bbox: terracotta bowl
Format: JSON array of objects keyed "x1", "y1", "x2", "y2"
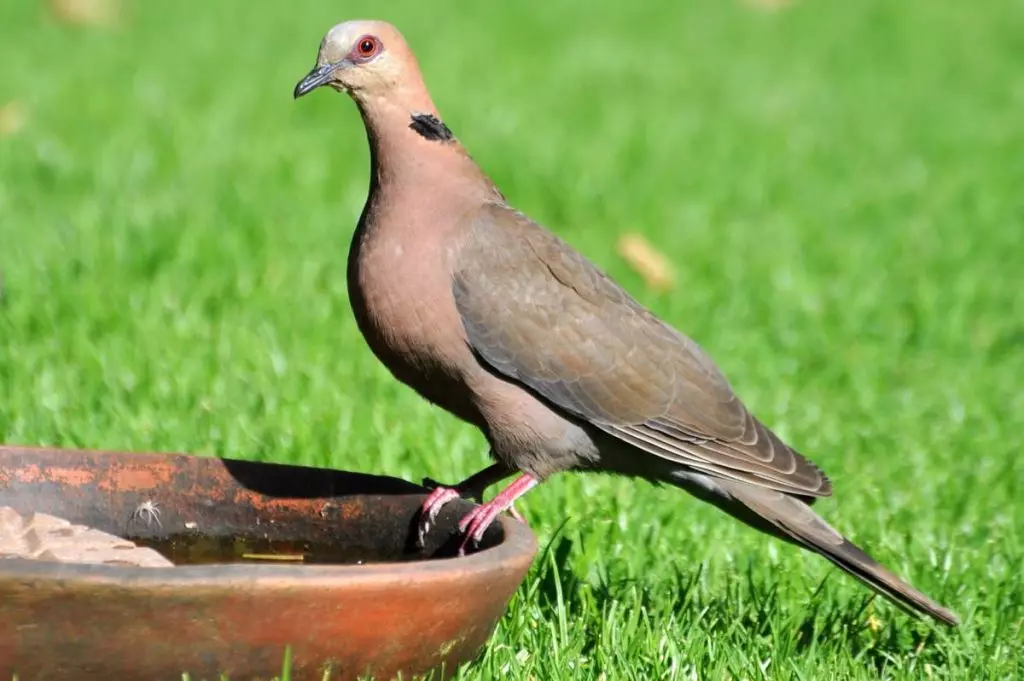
[{"x1": 0, "y1": 446, "x2": 537, "y2": 680}]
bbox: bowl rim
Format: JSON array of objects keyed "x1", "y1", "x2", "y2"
[{"x1": 0, "y1": 445, "x2": 539, "y2": 587}]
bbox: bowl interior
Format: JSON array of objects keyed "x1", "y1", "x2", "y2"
[{"x1": 0, "y1": 446, "x2": 503, "y2": 566}]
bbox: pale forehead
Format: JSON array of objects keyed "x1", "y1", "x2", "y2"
[{"x1": 320, "y1": 20, "x2": 400, "y2": 59}]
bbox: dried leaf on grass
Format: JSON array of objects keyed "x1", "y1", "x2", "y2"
[
  {"x1": 0, "y1": 101, "x2": 28, "y2": 138},
  {"x1": 616, "y1": 233, "x2": 675, "y2": 292},
  {"x1": 742, "y1": 0, "x2": 797, "y2": 12},
  {"x1": 48, "y1": 0, "x2": 124, "y2": 28}
]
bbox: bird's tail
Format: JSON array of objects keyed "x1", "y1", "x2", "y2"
[{"x1": 708, "y1": 479, "x2": 959, "y2": 626}]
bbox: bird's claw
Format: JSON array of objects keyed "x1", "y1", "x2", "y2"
[
  {"x1": 419, "y1": 471, "x2": 534, "y2": 552},
  {"x1": 456, "y1": 502, "x2": 505, "y2": 556},
  {"x1": 506, "y1": 502, "x2": 526, "y2": 524},
  {"x1": 416, "y1": 485, "x2": 461, "y2": 548}
]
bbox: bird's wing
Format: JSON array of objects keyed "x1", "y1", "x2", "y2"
[{"x1": 452, "y1": 203, "x2": 831, "y2": 497}]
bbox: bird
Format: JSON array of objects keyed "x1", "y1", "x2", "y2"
[{"x1": 292, "y1": 19, "x2": 958, "y2": 626}]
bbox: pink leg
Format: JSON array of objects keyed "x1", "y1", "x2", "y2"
[
  {"x1": 457, "y1": 474, "x2": 538, "y2": 555},
  {"x1": 417, "y1": 463, "x2": 514, "y2": 547}
]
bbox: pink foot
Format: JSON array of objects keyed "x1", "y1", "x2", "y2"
[
  {"x1": 457, "y1": 474, "x2": 537, "y2": 555},
  {"x1": 417, "y1": 485, "x2": 461, "y2": 548},
  {"x1": 416, "y1": 463, "x2": 515, "y2": 548}
]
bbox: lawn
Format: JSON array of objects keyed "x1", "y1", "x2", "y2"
[{"x1": 1, "y1": 0, "x2": 1022, "y2": 678}]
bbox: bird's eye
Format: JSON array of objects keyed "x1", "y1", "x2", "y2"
[{"x1": 354, "y1": 35, "x2": 380, "y2": 59}]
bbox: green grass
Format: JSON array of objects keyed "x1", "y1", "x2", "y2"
[{"x1": 2, "y1": 0, "x2": 1022, "y2": 678}]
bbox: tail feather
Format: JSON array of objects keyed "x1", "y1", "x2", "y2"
[
  {"x1": 803, "y1": 533, "x2": 959, "y2": 626},
  {"x1": 683, "y1": 474, "x2": 959, "y2": 626}
]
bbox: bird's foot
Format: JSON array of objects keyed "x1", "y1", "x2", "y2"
[
  {"x1": 457, "y1": 474, "x2": 538, "y2": 556},
  {"x1": 416, "y1": 463, "x2": 517, "y2": 548},
  {"x1": 425, "y1": 475, "x2": 526, "y2": 523},
  {"x1": 417, "y1": 479, "x2": 528, "y2": 548},
  {"x1": 417, "y1": 484, "x2": 462, "y2": 548}
]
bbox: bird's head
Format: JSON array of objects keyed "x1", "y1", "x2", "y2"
[{"x1": 293, "y1": 20, "x2": 415, "y2": 101}]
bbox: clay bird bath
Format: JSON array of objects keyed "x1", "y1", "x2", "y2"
[{"x1": 0, "y1": 445, "x2": 537, "y2": 680}]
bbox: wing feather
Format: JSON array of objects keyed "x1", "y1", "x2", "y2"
[{"x1": 453, "y1": 203, "x2": 831, "y2": 497}]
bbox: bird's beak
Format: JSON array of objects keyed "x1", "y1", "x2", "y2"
[{"x1": 293, "y1": 63, "x2": 337, "y2": 99}]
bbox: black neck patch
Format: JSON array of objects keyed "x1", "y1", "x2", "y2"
[{"x1": 409, "y1": 113, "x2": 453, "y2": 142}]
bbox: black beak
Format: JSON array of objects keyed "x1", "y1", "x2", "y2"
[{"x1": 293, "y1": 63, "x2": 336, "y2": 99}]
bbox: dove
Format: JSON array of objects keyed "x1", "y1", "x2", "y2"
[{"x1": 293, "y1": 19, "x2": 957, "y2": 626}]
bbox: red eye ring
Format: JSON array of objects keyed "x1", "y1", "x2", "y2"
[{"x1": 354, "y1": 35, "x2": 380, "y2": 60}]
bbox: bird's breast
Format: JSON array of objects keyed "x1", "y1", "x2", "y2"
[{"x1": 346, "y1": 218, "x2": 481, "y2": 423}]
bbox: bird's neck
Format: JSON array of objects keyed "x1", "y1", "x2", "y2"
[{"x1": 355, "y1": 94, "x2": 497, "y2": 200}]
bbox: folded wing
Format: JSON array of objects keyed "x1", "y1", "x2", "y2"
[{"x1": 453, "y1": 203, "x2": 831, "y2": 498}]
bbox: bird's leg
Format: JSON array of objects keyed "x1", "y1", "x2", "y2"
[
  {"x1": 422, "y1": 461, "x2": 512, "y2": 502},
  {"x1": 430, "y1": 460, "x2": 528, "y2": 521},
  {"x1": 422, "y1": 463, "x2": 528, "y2": 527},
  {"x1": 457, "y1": 473, "x2": 538, "y2": 555},
  {"x1": 418, "y1": 462, "x2": 514, "y2": 547}
]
